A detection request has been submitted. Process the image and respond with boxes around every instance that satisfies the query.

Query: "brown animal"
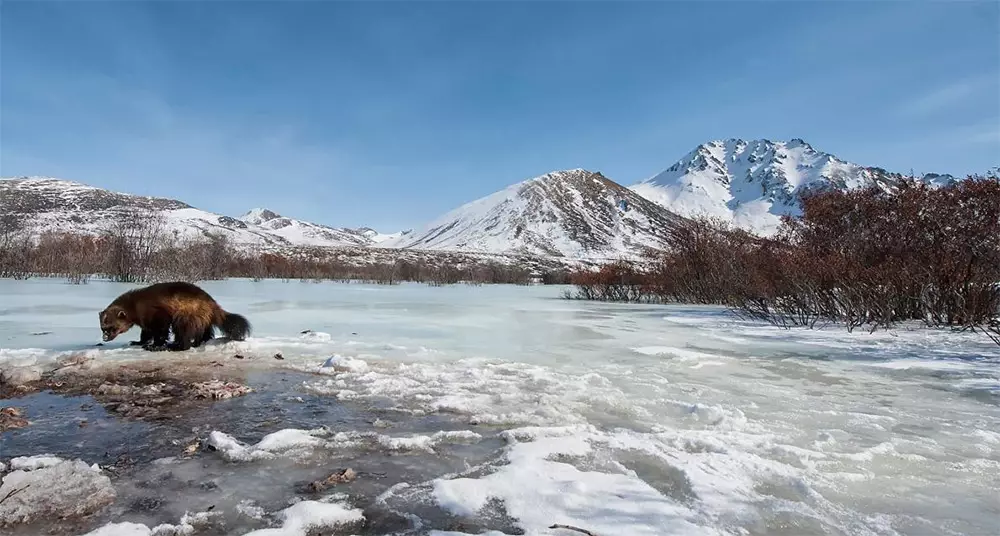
[98,282,252,351]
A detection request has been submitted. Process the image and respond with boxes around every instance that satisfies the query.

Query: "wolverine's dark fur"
[99,282,252,351]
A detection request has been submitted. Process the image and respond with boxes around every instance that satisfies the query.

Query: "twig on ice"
[549,524,598,536]
[0,484,29,505]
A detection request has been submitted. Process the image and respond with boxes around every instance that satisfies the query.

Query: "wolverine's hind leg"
[144,327,171,351]
[133,326,170,348]
[191,326,215,348]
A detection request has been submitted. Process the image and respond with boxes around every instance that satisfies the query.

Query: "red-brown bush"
[568,260,652,302]
[0,211,550,286]
[570,174,1000,344]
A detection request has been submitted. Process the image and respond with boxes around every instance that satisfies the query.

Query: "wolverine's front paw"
[143,344,169,352]
[129,340,146,346]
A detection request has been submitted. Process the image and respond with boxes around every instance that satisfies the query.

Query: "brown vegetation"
[569,174,1000,344]
[0,213,33,279]
[0,208,564,286]
[567,260,655,302]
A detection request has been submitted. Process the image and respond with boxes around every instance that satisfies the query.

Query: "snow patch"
[9,454,66,471]
[207,427,483,461]
[432,428,718,536]
[206,428,329,462]
[320,354,370,373]
[79,522,153,536]
[242,499,364,536]
[0,458,115,525]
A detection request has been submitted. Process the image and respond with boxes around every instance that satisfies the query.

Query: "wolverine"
[98,282,252,351]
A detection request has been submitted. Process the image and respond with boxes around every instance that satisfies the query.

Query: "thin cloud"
[897,75,996,117]
[2,71,355,222]
[967,126,1000,145]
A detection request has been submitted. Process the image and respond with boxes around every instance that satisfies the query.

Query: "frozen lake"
[1,278,999,536]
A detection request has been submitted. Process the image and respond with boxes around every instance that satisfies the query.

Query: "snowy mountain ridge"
[3,139,970,260]
[0,177,384,249]
[630,138,960,236]
[379,168,687,259]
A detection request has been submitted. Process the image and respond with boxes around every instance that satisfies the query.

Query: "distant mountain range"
[0,178,385,248]
[0,138,967,260]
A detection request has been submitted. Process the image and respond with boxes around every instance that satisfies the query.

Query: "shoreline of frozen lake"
[1,278,999,535]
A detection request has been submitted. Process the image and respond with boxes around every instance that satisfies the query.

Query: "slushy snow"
[0,456,116,526]
[241,499,364,536]
[2,279,998,536]
[206,427,484,462]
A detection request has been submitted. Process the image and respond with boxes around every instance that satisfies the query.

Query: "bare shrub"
[30,232,101,283]
[568,259,653,302]
[782,175,1000,334]
[0,213,32,279]
[571,175,1000,345]
[101,208,168,283]
[149,232,235,282]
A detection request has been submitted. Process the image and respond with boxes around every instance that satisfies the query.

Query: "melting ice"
[1,278,999,535]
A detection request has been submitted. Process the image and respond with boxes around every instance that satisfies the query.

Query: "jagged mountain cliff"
[379,169,687,259]
[630,138,959,235]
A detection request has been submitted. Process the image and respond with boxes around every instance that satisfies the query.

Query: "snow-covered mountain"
[4,140,965,261]
[630,138,959,236]
[359,228,408,244]
[236,207,376,247]
[0,177,383,248]
[379,169,686,259]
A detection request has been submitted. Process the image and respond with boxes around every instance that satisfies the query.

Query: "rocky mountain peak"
[630,138,961,236]
[379,168,686,259]
[240,208,282,225]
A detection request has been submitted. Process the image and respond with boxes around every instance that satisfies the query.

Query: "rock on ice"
[320,355,369,373]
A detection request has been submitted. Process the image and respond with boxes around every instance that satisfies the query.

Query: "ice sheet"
[2,278,999,535]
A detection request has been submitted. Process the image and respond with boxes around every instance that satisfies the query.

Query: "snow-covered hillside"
[630,138,959,236]
[4,140,965,261]
[357,227,407,245]
[0,177,383,248]
[380,169,686,259]
[236,207,375,247]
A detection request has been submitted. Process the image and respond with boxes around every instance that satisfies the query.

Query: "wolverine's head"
[98,306,133,342]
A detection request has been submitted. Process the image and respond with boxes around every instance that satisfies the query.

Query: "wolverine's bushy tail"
[219,311,252,341]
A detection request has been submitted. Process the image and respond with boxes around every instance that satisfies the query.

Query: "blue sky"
[2,1,997,231]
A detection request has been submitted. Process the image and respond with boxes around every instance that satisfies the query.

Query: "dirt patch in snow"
[1,358,254,421]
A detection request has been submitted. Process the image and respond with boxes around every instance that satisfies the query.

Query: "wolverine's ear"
[118,310,127,319]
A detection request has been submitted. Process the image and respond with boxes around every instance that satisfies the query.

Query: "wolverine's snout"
[102,326,123,341]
